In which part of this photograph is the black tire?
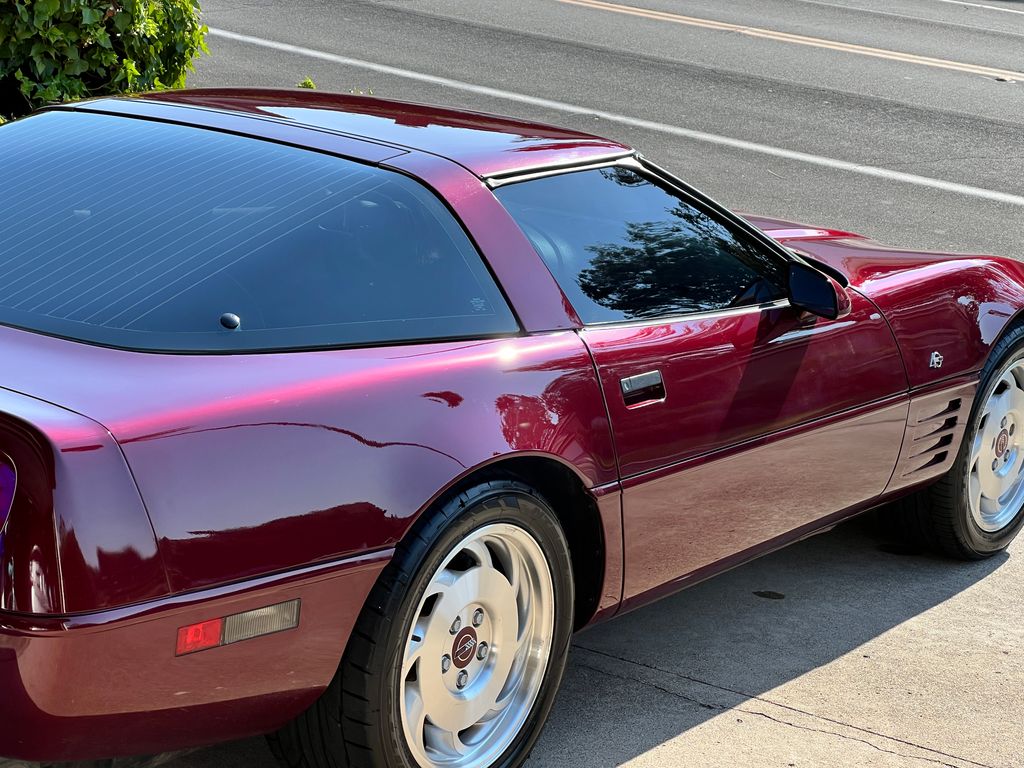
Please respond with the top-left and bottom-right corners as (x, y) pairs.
(270, 479), (575, 768)
(899, 324), (1024, 559)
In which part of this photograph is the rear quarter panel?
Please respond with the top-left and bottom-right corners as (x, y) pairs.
(120, 335), (616, 591)
(0, 387), (167, 613)
(0, 327), (616, 596)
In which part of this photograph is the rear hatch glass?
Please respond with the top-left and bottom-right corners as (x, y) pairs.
(0, 110), (517, 352)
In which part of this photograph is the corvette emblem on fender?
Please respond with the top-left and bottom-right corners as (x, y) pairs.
(929, 351), (944, 369)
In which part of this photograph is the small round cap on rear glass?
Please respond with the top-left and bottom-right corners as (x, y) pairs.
(220, 312), (241, 330)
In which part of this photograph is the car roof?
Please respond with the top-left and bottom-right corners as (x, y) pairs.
(64, 88), (634, 179)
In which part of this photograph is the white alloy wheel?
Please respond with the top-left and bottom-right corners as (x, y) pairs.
(969, 358), (1024, 533)
(399, 523), (555, 768)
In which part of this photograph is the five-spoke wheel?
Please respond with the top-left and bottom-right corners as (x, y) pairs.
(969, 358), (1024, 533)
(400, 524), (554, 767)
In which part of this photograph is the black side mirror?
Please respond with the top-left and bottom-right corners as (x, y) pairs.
(787, 261), (852, 320)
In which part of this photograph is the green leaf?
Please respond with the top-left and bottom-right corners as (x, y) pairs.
(34, 0), (60, 21)
(65, 58), (89, 76)
(1, 0), (208, 116)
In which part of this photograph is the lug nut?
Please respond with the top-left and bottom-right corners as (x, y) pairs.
(456, 670), (468, 689)
(450, 617), (461, 635)
(441, 655), (451, 673)
(477, 642), (488, 660)
(473, 608), (485, 627)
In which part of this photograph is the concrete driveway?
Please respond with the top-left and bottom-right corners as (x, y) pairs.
(171, 517), (1021, 767)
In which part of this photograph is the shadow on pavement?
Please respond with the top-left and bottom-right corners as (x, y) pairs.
(169, 515), (1008, 767)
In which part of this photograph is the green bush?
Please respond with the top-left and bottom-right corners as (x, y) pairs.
(0, 0), (207, 118)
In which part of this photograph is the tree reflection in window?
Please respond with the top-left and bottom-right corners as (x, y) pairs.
(496, 166), (785, 324)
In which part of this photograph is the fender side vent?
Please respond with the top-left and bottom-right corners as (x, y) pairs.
(909, 433), (955, 459)
(909, 451), (948, 474)
(888, 385), (976, 492)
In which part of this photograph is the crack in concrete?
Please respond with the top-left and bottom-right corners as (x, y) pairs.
(573, 645), (998, 768)
(740, 708), (961, 768)
(572, 660), (965, 768)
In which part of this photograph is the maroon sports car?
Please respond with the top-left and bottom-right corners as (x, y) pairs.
(2, 89), (1023, 768)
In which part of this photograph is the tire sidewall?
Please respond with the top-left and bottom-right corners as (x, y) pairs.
(373, 483), (575, 768)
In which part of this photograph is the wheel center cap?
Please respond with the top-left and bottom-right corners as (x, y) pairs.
(451, 626), (478, 669)
(996, 429), (1010, 457)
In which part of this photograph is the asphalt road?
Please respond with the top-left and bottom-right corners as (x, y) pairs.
(171, 1), (1024, 766)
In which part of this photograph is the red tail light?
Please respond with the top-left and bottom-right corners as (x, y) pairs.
(0, 454), (14, 530)
(0, 422), (59, 615)
(176, 618), (224, 656)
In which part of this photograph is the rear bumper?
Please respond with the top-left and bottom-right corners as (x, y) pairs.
(0, 549), (389, 763)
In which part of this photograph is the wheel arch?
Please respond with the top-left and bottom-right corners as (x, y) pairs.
(406, 452), (616, 631)
(987, 305), (1024, 362)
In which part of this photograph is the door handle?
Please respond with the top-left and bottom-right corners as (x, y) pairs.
(620, 370), (666, 406)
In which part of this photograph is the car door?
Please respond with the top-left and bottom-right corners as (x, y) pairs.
(494, 161), (909, 607)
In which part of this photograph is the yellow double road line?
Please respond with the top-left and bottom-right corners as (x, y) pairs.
(558, 0), (1024, 81)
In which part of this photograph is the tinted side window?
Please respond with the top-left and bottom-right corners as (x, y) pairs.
(0, 111), (517, 352)
(495, 167), (784, 324)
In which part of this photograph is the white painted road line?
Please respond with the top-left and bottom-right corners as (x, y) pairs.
(207, 28), (1024, 209)
(929, 0), (1024, 15)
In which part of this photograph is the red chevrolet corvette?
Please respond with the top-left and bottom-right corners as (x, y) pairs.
(2, 89), (1023, 768)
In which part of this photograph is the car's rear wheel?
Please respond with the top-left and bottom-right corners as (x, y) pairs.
(899, 326), (1024, 558)
(270, 479), (574, 768)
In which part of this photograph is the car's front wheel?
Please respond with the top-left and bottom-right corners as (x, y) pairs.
(271, 479), (574, 768)
(901, 325), (1024, 558)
